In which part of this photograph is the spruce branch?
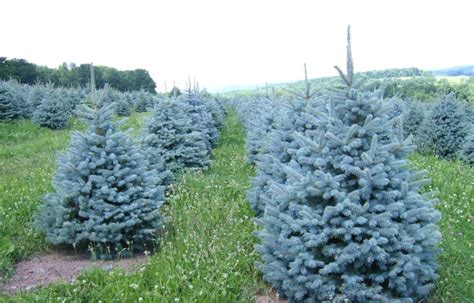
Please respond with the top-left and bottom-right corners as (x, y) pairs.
(334, 25), (354, 87)
(283, 63), (317, 100)
(90, 63), (97, 109)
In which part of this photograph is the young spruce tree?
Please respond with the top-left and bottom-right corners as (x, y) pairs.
(179, 84), (219, 150)
(32, 96), (69, 129)
(0, 81), (21, 121)
(143, 98), (210, 172)
(135, 90), (150, 112)
(460, 131), (474, 166)
(256, 27), (441, 302)
(115, 95), (132, 117)
(203, 96), (226, 131)
(27, 83), (49, 118)
(417, 94), (468, 158)
(34, 66), (167, 259)
(403, 102), (425, 140)
(243, 96), (275, 164)
(248, 64), (320, 216)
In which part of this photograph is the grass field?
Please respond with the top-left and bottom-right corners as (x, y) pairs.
(410, 155), (474, 302)
(435, 75), (471, 83)
(0, 111), (472, 302)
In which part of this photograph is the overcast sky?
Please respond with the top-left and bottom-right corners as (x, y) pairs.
(2, 0), (473, 92)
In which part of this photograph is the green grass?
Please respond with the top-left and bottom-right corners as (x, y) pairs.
(410, 154), (474, 302)
(117, 111), (151, 136)
(435, 75), (471, 83)
(0, 112), (149, 278)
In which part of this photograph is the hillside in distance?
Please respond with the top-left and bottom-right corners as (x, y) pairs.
(432, 65), (474, 76)
(218, 67), (428, 93)
(220, 66), (474, 101)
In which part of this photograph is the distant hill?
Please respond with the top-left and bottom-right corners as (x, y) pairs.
(432, 65), (474, 76)
(213, 84), (264, 93)
(219, 67), (432, 95)
(221, 66), (474, 101)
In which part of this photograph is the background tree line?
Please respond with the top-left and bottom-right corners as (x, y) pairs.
(0, 57), (157, 93)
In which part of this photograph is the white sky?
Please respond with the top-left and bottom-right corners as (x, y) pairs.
(1, 0), (473, 92)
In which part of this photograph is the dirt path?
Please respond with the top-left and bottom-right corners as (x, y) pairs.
(1, 251), (148, 295)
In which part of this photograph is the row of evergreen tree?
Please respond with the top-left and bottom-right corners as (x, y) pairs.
(230, 27), (442, 302)
(32, 67), (226, 260)
(0, 79), (160, 129)
(234, 79), (474, 168)
(386, 95), (474, 165)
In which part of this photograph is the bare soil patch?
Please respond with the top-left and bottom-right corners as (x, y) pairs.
(255, 288), (288, 303)
(0, 250), (148, 295)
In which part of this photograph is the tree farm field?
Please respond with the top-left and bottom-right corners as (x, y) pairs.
(0, 110), (471, 302)
(2, 0), (474, 300)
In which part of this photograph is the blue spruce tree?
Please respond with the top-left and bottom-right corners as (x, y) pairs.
(124, 92), (135, 105)
(248, 65), (321, 216)
(34, 66), (167, 259)
(169, 86), (181, 98)
(179, 85), (219, 149)
(65, 87), (86, 115)
(32, 96), (69, 129)
(51, 88), (72, 116)
(115, 95), (132, 117)
(143, 98), (210, 172)
(27, 84), (49, 118)
(242, 97), (275, 164)
(135, 90), (150, 112)
(203, 96), (226, 131)
(8, 80), (30, 119)
(403, 102), (424, 140)
(247, 99), (305, 215)
(255, 27), (441, 302)
(0, 81), (21, 121)
(386, 96), (408, 121)
(418, 94), (468, 158)
(460, 131), (474, 166)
